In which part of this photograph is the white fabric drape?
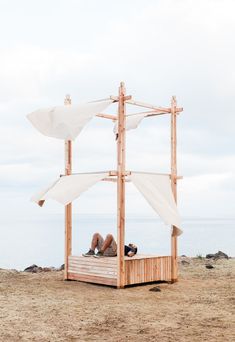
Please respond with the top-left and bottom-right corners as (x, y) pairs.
(32, 173), (108, 206)
(130, 172), (182, 235)
(27, 99), (113, 140)
(113, 113), (146, 134)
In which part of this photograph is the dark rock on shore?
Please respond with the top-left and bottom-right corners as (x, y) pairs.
(205, 264), (214, 269)
(181, 260), (190, 265)
(24, 265), (61, 273)
(149, 286), (161, 292)
(179, 256), (191, 265)
(206, 251), (229, 260)
(24, 264), (42, 273)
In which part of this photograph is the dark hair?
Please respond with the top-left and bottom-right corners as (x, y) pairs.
(129, 243), (137, 255)
(133, 247), (137, 254)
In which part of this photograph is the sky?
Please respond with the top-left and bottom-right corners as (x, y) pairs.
(0, 0), (235, 221)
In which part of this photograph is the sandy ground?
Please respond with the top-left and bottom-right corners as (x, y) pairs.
(0, 258), (234, 342)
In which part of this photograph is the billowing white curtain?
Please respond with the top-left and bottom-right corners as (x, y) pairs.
(113, 113), (146, 133)
(130, 172), (182, 235)
(32, 172), (108, 206)
(27, 99), (113, 140)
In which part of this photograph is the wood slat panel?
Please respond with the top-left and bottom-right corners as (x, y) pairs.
(69, 269), (116, 279)
(69, 264), (117, 274)
(124, 256), (171, 285)
(69, 261), (116, 271)
(68, 255), (171, 286)
(69, 256), (117, 265)
(68, 272), (117, 286)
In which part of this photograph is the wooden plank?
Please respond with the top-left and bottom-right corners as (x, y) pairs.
(68, 273), (117, 286)
(126, 99), (183, 113)
(68, 269), (117, 278)
(126, 100), (183, 114)
(117, 82), (126, 289)
(69, 260), (117, 268)
(69, 263), (116, 271)
(96, 113), (117, 120)
(171, 96), (178, 282)
(124, 256), (172, 285)
(69, 267), (116, 275)
(64, 95), (72, 280)
(69, 264), (116, 273)
(69, 256), (117, 265)
(70, 254), (170, 261)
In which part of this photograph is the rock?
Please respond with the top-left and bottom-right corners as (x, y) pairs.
(58, 264), (65, 271)
(181, 255), (187, 257)
(24, 264), (42, 273)
(181, 260), (190, 265)
(205, 264), (214, 269)
(42, 267), (55, 272)
(215, 251), (229, 259)
(206, 254), (215, 259)
(149, 286), (161, 292)
(206, 251), (229, 260)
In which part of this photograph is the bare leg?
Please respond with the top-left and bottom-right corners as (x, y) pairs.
(91, 233), (102, 251)
(100, 234), (114, 253)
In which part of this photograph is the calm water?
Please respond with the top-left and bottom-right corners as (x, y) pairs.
(0, 214), (234, 270)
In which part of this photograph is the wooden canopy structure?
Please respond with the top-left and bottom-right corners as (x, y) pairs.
(29, 82), (183, 288)
(63, 82), (182, 288)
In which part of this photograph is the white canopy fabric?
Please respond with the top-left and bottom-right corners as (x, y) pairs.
(130, 172), (182, 235)
(27, 99), (113, 140)
(32, 172), (108, 206)
(32, 170), (182, 235)
(113, 113), (146, 134)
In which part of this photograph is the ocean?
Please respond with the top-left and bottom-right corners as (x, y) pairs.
(0, 214), (234, 270)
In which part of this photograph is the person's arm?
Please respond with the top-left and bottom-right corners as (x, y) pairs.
(127, 250), (135, 257)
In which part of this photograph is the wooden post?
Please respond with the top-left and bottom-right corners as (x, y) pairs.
(117, 82), (126, 288)
(64, 94), (72, 280)
(171, 96), (178, 282)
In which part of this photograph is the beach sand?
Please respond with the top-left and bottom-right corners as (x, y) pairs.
(0, 258), (234, 342)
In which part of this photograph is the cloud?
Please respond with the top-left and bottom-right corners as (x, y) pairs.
(0, 0), (234, 219)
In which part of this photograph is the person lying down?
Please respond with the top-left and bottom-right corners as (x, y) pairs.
(83, 233), (138, 258)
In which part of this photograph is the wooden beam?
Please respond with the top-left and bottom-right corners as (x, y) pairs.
(117, 82), (126, 289)
(126, 99), (183, 114)
(109, 170), (131, 176)
(110, 95), (132, 102)
(110, 95), (119, 102)
(126, 99), (171, 112)
(170, 95), (178, 283)
(124, 95), (132, 101)
(64, 94), (72, 280)
(96, 113), (117, 120)
(102, 177), (131, 183)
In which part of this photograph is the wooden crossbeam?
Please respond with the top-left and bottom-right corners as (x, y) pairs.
(62, 170), (182, 179)
(96, 113), (117, 120)
(125, 99), (183, 114)
(110, 95), (132, 102)
(102, 178), (131, 183)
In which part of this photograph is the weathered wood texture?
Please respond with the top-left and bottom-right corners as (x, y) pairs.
(171, 95), (178, 282)
(68, 255), (171, 287)
(125, 256), (171, 285)
(117, 82), (126, 288)
(64, 95), (72, 280)
(68, 256), (117, 286)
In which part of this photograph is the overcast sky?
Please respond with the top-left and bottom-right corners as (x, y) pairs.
(0, 0), (234, 220)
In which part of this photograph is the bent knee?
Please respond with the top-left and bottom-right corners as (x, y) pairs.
(93, 232), (101, 238)
(106, 234), (114, 240)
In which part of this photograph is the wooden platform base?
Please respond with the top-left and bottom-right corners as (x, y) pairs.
(68, 255), (171, 287)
